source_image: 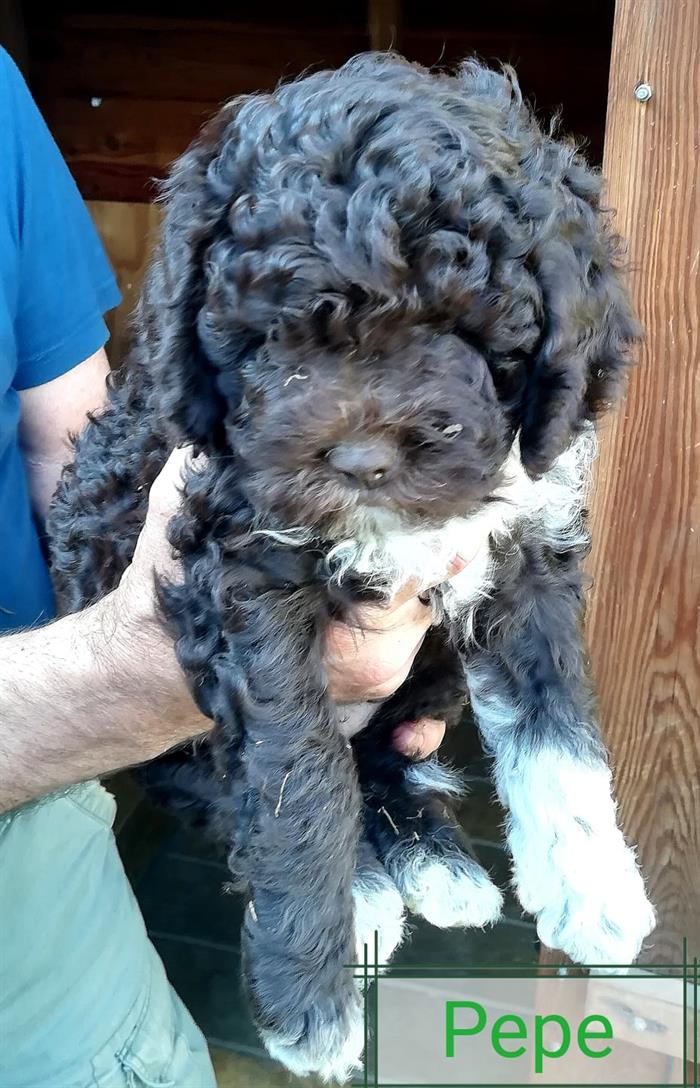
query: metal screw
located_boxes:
[90,96,102,108]
[634,83,653,103]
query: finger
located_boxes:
[146,445,196,522]
[392,716,447,758]
[352,562,459,629]
[133,447,202,586]
[352,587,429,634]
[384,550,475,612]
[385,576,429,610]
[366,624,432,698]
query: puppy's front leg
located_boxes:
[163,480,364,1082]
[221,593,364,1082]
[459,529,655,965]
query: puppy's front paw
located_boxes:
[387,842,504,929]
[505,752,655,964]
[261,987,365,1083]
[515,833,655,964]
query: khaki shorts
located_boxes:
[86,943,215,1088]
[0,781,216,1088]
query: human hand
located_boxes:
[324,555,478,758]
[116,445,195,625]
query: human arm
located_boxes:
[18,348,111,527]
[0,448,211,812]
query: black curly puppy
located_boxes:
[49,54,655,1081]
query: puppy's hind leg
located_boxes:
[370,759,503,930]
[353,631,503,932]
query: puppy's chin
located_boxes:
[326,504,415,544]
[268,492,477,548]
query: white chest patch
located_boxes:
[326,427,596,629]
[253,428,595,632]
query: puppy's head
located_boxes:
[234,327,508,531]
[142,53,639,534]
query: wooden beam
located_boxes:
[368,0,401,52]
[584,0,700,963]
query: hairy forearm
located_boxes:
[0,592,208,812]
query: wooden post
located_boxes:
[585,0,700,963]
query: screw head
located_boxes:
[90,96,103,108]
[634,83,653,103]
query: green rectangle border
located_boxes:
[353,934,698,1088]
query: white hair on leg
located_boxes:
[263,867,404,1081]
[465,429,654,964]
[498,743,654,964]
[264,867,405,1081]
[466,662,520,754]
[468,666,655,963]
[261,998,365,1084]
[404,759,467,798]
[352,864,406,965]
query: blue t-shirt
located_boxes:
[0,49,120,631]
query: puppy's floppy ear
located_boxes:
[519,156,641,477]
[133,102,250,448]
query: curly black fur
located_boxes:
[48,54,647,1080]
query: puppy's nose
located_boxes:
[327,437,397,487]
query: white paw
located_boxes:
[502,751,656,965]
[353,867,406,964]
[387,844,504,929]
[516,837,655,964]
[262,990,365,1083]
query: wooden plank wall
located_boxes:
[17,0,616,354]
[587,0,700,962]
[87,202,162,363]
[24,1,615,203]
[23,4,369,202]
